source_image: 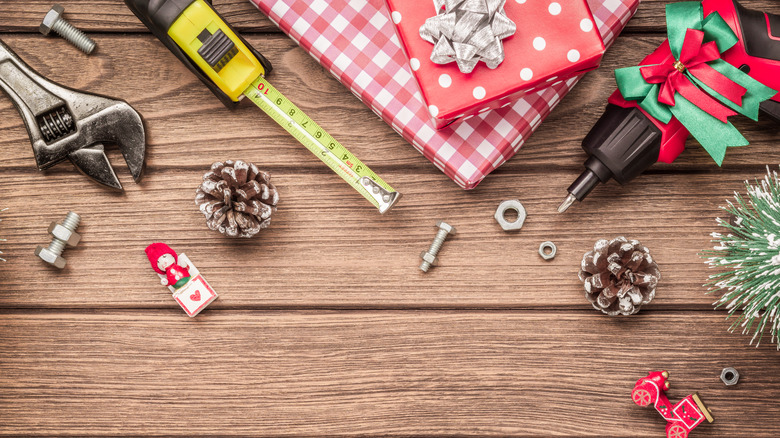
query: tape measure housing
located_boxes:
[167,0,264,101]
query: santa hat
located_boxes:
[145,243,177,274]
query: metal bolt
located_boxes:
[39,5,96,55]
[35,212,81,269]
[419,221,456,272]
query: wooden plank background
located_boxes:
[1,0,779,436]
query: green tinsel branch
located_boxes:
[703,167,780,349]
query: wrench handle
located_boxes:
[0,38,64,118]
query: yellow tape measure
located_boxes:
[243,77,400,213]
[163,0,400,214]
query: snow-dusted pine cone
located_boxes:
[195,160,279,238]
[579,237,660,316]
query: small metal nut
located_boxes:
[420,251,437,266]
[539,241,557,260]
[494,200,526,231]
[720,367,739,386]
[34,246,67,269]
[39,4,64,35]
[48,222,81,247]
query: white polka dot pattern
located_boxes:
[580,18,594,32]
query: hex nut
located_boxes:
[539,241,557,260]
[420,251,437,266]
[40,4,65,35]
[48,222,81,247]
[436,220,457,236]
[720,367,739,386]
[35,245,67,269]
[494,200,526,231]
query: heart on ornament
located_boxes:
[190,290,201,302]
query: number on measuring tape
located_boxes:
[243,75,400,213]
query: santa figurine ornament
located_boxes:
[145,243,218,317]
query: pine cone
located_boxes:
[195,160,279,238]
[579,237,660,316]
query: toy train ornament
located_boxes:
[631,371,714,438]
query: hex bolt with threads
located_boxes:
[419,221,456,272]
[35,212,81,269]
[39,5,96,55]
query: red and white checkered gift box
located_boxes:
[250,0,639,189]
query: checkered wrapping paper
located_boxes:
[250,0,639,189]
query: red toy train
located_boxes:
[631,371,714,438]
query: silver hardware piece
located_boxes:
[420,221,456,272]
[40,4,96,54]
[720,367,739,386]
[0,39,146,190]
[360,176,401,214]
[419,0,515,73]
[558,193,577,213]
[539,241,557,260]
[495,200,526,231]
[35,212,81,269]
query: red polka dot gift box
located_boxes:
[248,0,638,189]
[386,0,607,128]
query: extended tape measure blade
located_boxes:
[243,76,400,214]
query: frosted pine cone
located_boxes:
[579,237,660,316]
[195,160,279,238]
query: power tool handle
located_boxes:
[733,0,780,62]
[124,0,272,108]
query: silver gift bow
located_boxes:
[419,0,516,74]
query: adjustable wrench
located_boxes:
[0,39,146,190]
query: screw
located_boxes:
[35,212,81,269]
[419,221,456,272]
[39,5,96,55]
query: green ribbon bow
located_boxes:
[615,1,776,165]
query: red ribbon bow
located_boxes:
[639,28,747,123]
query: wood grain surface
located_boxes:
[1,1,779,436]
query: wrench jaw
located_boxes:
[66,99,147,189]
[68,144,123,190]
[105,101,146,184]
[31,99,147,190]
